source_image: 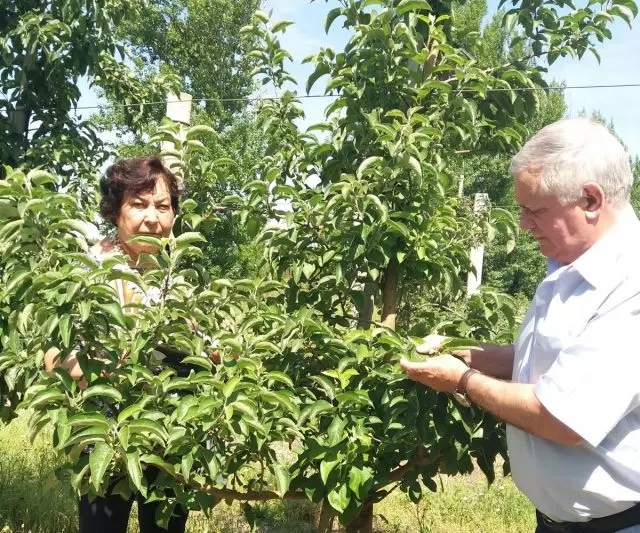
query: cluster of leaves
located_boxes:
[0,0,179,202]
[0,165,505,528]
[114,0,262,125]
[226,0,635,526]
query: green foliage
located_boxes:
[0,0,178,188]
[150,117,265,278]
[450,92,567,299]
[0,164,506,527]
[0,0,636,530]
[230,0,633,525]
[120,0,261,123]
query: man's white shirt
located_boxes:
[508,206,640,526]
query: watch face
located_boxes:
[452,392,471,408]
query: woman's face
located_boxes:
[116,177,175,259]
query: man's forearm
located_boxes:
[465,372,581,447]
[459,343,514,380]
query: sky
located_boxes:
[79,0,640,156]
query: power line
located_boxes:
[4,82,640,114]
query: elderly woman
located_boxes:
[45,156,189,533]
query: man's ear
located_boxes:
[581,183,605,217]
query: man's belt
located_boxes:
[536,502,640,533]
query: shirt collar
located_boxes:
[568,206,639,288]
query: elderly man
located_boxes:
[401,118,640,533]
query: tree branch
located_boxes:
[371,451,442,494]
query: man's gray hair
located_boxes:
[509,118,633,209]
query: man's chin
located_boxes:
[536,238,554,257]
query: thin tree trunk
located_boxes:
[317,502,335,533]
[357,282,376,329]
[346,500,374,533]
[8,103,29,166]
[381,259,399,330]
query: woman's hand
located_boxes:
[44,347,88,389]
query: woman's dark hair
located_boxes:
[99,156,181,225]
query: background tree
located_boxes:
[0,0,178,191]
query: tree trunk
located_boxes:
[381,259,399,330]
[8,103,30,167]
[316,502,335,533]
[346,500,374,533]
[357,282,376,329]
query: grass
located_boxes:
[0,414,535,533]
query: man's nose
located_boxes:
[520,211,534,231]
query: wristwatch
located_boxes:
[452,368,479,407]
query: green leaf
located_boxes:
[175,232,206,246]
[186,125,217,139]
[66,413,111,430]
[181,356,214,371]
[366,194,388,222]
[348,467,374,500]
[310,376,336,400]
[89,442,114,493]
[232,399,257,419]
[128,419,169,443]
[327,482,350,513]
[95,302,127,328]
[406,156,422,178]
[327,416,346,447]
[302,262,316,280]
[181,452,194,481]
[126,449,145,496]
[28,389,67,409]
[320,459,339,485]
[254,10,270,23]
[58,314,72,348]
[325,7,343,33]
[397,0,433,15]
[126,234,163,249]
[27,169,58,187]
[298,400,334,425]
[502,11,518,33]
[271,463,291,497]
[272,20,294,33]
[223,375,242,398]
[266,371,294,388]
[83,385,123,403]
[356,157,384,179]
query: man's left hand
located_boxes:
[400,355,469,393]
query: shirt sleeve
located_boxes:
[534,292,640,448]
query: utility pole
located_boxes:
[162,92,192,191]
[466,192,489,296]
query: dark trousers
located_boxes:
[536,508,640,533]
[78,475,188,533]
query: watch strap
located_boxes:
[453,368,479,406]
